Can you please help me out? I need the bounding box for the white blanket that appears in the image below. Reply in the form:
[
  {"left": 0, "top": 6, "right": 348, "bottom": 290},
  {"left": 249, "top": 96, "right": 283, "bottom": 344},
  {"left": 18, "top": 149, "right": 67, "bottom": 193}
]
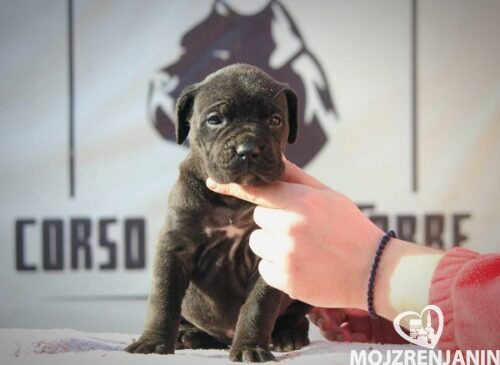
[{"left": 0, "top": 328, "right": 415, "bottom": 365}]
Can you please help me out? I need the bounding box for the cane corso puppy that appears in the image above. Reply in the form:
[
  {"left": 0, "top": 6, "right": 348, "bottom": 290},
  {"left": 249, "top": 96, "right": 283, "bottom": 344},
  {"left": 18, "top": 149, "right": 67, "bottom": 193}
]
[{"left": 126, "top": 64, "right": 310, "bottom": 362}]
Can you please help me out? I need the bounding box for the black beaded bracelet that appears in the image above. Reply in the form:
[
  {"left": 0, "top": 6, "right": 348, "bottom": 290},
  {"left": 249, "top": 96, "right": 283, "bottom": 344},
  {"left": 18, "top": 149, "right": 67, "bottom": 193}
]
[{"left": 367, "top": 230, "right": 397, "bottom": 319}]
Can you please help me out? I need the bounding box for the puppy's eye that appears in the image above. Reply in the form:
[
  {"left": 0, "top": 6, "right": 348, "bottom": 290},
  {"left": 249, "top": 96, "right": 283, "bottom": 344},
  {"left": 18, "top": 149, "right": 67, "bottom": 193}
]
[
  {"left": 269, "top": 115, "right": 282, "bottom": 128},
  {"left": 207, "top": 115, "right": 223, "bottom": 126}
]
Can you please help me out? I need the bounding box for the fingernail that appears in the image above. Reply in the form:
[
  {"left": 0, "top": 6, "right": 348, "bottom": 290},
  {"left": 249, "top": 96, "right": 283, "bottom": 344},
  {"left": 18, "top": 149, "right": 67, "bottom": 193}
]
[
  {"left": 316, "top": 318, "right": 324, "bottom": 329},
  {"left": 335, "top": 333, "right": 344, "bottom": 342},
  {"left": 206, "top": 178, "right": 217, "bottom": 189}
]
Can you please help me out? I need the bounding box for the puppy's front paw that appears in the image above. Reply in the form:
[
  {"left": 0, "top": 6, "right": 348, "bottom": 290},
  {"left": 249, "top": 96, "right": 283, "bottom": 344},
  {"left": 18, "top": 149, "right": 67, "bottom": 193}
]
[
  {"left": 272, "top": 329, "right": 310, "bottom": 352},
  {"left": 229, "top": 345, "right": 276, "bottom": 362},
  {"left": 125, "top": 334, "right": 174, "bottom": 355}
]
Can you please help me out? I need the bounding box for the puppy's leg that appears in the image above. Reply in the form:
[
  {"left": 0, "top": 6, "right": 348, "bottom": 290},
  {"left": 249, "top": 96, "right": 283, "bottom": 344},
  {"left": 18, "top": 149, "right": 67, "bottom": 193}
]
[
  {"left": 229, "top": 277, "right": 283, "bottom": 362},
  {"left": 126, "top": 238, "right": 191, "bottom": 355},
  {"left": 176, "top": 317, "right": 228, "bottom": 350},
  {"left": 272, "top": 302, "right": 311, "bottom": 352}
]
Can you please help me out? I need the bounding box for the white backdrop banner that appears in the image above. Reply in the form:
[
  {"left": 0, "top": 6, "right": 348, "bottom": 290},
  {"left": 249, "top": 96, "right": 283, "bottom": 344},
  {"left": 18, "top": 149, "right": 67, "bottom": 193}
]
[{"left": 0, "top": 0, "right": 498, "bottom": 332}]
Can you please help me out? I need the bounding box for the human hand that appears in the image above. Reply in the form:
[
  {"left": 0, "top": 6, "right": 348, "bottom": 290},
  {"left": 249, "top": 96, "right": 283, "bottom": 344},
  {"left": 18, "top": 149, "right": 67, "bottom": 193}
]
[
  {"left": 206, "top": 158, "right": 384, "bottom": 309},
  {"left": 308, "top": 307, "right": 408, "bottom": 344}
]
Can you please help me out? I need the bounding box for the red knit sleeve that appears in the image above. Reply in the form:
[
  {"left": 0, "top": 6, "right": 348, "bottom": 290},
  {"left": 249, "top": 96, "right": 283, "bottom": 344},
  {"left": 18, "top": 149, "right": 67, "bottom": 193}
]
[{"left": 429, "top": 247, "right": 500, "bottom": 350}]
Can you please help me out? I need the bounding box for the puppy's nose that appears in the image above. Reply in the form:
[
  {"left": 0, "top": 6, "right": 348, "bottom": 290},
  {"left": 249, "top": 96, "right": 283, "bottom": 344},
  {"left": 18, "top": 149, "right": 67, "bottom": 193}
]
[{"left": 235, "top": 143, "right": 261, "bottom": 160}]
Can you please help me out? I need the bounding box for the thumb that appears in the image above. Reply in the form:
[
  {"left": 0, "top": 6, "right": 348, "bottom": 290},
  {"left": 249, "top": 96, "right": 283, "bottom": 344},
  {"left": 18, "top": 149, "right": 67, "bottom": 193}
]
[
  {"left": 281, "top": 157, "right": 328, "bottom": 190},
  {"left": 206, "top": 178, "right": 295, "bottom": 209}
]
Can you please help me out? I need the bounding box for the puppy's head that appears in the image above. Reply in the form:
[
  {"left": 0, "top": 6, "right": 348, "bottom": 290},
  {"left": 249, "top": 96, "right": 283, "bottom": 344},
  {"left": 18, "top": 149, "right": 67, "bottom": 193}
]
[{"left": 175, "top": 64, "right": 298, "bottom": 185}]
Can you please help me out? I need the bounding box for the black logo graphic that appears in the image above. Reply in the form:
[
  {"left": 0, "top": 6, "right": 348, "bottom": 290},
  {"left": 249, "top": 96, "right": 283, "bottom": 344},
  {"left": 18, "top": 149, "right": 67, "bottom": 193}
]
[{"left": 148, "top": 0, "right": 337, "bottom": 167}]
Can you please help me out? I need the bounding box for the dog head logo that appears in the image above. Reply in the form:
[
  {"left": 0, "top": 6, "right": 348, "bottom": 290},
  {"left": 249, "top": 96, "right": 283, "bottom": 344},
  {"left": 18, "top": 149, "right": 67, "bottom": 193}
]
[{"left": 148, "top": 0, "right": 337, "bottom": 167}]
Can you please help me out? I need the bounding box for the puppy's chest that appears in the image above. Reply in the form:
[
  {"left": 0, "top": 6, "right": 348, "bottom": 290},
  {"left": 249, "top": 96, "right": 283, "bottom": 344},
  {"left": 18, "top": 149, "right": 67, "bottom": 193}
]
[{"left": 195, "top": 205, "right": 258, "bottom": 278}]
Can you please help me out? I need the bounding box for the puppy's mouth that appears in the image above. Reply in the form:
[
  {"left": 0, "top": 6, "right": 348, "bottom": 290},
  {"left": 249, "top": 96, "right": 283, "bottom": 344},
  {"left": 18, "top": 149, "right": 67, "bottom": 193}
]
[
  {"left": 234, "top": 172, "right": 270, "bottom": 186},
  {"left": 208, "top": 160, "right": 284, "bottom": 186}
]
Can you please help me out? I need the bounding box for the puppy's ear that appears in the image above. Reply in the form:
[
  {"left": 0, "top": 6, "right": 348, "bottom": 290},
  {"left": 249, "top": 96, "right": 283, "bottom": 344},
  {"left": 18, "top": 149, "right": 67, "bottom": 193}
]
[
  {"left": 175, "top": 84, "right": 198, "bottom": 144},
  {"left": 284, "top": 88, "right": 298, "bottom": 144}
]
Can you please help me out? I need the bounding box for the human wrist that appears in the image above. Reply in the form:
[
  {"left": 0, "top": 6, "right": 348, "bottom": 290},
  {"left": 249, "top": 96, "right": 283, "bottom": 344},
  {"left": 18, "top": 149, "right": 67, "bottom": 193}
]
[
  {"left": 349, "top": 223, "right": 385, "bottom": 310},
  {"left": 372, "top": 239, "right": 443, "bottom": 323},
  {"left": 366, "top": 231, "right": 397, "bottom": 318}
]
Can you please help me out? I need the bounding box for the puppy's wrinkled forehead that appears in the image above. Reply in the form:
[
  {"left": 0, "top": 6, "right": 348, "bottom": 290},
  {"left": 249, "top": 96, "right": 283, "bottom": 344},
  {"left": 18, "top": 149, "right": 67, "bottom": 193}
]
[{"left": 194, "top": 66, "right": 285, "bottom": 115}]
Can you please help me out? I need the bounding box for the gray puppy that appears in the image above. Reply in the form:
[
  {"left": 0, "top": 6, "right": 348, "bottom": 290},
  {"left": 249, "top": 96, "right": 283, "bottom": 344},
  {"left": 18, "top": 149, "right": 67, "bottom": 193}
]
[{"left": 126, "top": 64, "right": 310, "bottom": 362}]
